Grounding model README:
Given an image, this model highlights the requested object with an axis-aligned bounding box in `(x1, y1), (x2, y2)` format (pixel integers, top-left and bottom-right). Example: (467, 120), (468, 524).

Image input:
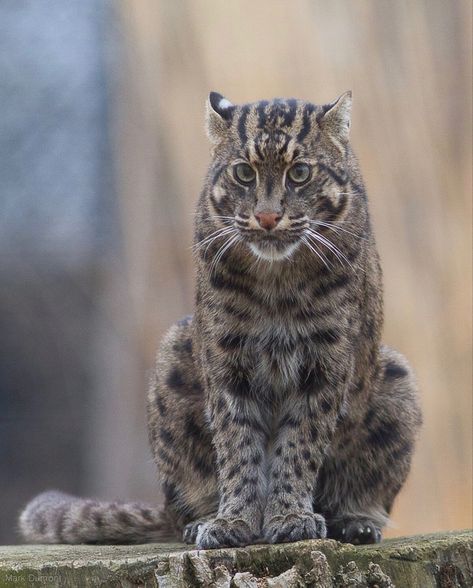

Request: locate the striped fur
(20, 92), (421, 549)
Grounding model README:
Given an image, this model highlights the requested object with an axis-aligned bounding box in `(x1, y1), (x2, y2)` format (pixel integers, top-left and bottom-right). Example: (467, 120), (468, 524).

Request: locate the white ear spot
(219, 98), (233, 110)
(206, 92), (234, 142)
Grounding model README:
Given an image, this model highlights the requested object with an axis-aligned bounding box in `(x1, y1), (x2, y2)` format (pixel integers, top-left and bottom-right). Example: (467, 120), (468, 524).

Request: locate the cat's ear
(319, 91), (352, 142)
(206, 92), (234, 143)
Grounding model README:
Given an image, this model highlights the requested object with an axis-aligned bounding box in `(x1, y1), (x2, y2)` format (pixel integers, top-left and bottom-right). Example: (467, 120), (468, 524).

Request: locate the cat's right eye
(234, 163), (256, 185)
(287, 162), (311, 184)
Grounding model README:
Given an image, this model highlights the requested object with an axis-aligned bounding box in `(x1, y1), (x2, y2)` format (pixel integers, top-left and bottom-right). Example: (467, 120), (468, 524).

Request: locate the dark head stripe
(211, 164), (225, 186)
(318, 162), (349, 186)
(237, 105), (250, 144)
(297, 104), (316, 142)
(257, 100), (269, 128)
(283, 99), (298, 127)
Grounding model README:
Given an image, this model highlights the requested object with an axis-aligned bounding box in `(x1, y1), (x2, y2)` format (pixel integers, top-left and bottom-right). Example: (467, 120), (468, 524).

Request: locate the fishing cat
(20, 91), (421, 549)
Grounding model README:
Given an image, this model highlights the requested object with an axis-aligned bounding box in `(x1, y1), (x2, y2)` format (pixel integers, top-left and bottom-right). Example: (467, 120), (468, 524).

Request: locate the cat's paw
(264, 512), (327, 544)
(183, 519), (206, 544)
(195, 517), (257, 549)
(328, 517), (382, 544)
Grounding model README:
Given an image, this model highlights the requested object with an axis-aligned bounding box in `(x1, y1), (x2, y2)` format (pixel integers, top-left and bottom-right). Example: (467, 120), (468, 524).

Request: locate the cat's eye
(234, 163), (256, 185)
(287, 163), (311, 184)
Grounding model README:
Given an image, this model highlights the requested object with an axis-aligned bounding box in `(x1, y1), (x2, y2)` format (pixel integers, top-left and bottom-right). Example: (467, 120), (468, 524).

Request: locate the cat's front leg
(263, 383), (345, 544)
(195, 392), (266, 549)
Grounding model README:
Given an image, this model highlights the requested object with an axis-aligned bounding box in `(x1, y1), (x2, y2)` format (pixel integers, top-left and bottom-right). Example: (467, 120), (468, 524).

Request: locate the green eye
(234, 163), (256, 185)
(288, 163), (311, 184)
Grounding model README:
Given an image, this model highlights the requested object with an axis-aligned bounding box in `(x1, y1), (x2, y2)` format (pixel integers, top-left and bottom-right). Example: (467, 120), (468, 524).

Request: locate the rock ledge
(0, 530), (471, 587)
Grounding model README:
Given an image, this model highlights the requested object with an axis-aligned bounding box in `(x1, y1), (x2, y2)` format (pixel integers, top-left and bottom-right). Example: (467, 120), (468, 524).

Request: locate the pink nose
(255, 211), (282, 230)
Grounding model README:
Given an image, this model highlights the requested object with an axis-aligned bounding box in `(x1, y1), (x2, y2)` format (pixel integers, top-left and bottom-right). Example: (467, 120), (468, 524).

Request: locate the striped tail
(19, 490), (178, 544)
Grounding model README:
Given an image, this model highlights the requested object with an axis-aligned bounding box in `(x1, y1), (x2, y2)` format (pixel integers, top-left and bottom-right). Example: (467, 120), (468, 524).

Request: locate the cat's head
(203, 91), (358, 262)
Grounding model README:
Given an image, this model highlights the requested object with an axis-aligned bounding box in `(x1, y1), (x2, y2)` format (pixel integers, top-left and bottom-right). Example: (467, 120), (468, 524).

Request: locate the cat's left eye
(287, 163), (311, 184)
(234, 163), (256, 185)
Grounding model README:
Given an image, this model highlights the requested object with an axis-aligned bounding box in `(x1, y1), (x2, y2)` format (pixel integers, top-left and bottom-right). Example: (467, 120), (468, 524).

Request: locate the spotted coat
(19, 92), (421, 549)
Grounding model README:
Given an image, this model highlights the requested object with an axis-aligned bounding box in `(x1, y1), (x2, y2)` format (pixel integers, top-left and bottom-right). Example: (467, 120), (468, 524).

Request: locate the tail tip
(19, 490), (74, 543)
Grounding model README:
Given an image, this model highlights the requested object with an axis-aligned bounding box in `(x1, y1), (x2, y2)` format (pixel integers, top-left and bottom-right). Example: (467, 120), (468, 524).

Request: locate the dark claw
(196, 518), (254, 549)
(328, 518), (382, 544)
(264, 513), (327, 544)
(183, 520), (204, 544)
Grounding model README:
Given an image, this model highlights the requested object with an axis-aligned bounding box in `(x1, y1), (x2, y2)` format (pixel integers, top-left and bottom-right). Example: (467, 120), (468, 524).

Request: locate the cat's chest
(246, 317), (314, 392)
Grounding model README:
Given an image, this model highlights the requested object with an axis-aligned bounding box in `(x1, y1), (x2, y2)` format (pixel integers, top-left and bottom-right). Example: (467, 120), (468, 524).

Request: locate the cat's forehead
(229, 99), (323, 162)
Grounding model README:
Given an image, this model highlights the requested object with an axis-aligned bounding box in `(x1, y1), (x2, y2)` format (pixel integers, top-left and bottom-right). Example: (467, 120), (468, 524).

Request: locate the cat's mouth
(247, 237), (302, 262)
(236, 224), (305, 262)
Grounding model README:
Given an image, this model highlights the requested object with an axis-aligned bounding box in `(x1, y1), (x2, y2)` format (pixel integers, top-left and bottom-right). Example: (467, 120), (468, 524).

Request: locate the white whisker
(305, 228), (354, 271)
(309, 220), (367, 240)
(210, 233), (240, 276)
(192, 226), (235, 251)
(309, 229), (352, 269)
(189, 212), (238, 225)
(301, 235), (331, 271)
(305, 233), (334, 268)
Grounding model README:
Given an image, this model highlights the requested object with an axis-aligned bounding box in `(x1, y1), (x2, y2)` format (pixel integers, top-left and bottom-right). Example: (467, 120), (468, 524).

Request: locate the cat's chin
(248, 241), (301, 262)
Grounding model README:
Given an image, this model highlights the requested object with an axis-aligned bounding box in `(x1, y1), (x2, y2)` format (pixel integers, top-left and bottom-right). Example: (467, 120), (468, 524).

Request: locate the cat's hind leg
(147, 316), (219, 541)
(316, 346), (422, 544)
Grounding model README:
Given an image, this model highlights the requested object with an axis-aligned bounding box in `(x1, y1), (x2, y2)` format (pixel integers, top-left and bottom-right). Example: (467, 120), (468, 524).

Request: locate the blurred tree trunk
(0, 0), (120, 543)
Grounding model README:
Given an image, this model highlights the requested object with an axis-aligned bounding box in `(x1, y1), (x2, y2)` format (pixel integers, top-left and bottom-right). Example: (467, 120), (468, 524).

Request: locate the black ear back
(209, 91), (234, 121)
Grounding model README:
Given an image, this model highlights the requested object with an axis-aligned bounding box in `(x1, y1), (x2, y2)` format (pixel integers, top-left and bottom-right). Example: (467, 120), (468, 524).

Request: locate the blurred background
(0, 0), (471, 544)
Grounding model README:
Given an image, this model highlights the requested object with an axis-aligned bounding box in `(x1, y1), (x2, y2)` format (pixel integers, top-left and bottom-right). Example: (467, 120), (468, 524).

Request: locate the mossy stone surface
(0, 530), (471, 587)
